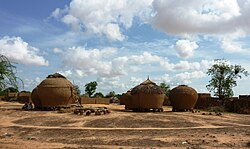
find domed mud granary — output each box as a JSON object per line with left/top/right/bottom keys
{"left": 31, "top": 73, "right": 74, "bottom": 110}
{"left": 119, "top": 90, "right": 131, "bottom": 105}
{"left": 31, "top": 87, "right": 42, "bottom": 109}
{"left": 129, "top": 77, "right": 165, "bottom": 112}
{"left": 169, "top": 85, "right": 198, "bottom": 112}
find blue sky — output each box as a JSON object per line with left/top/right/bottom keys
{"left": 0, "top": 0, "right": 249, "bottom": 96}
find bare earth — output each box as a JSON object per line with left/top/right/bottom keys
{"left": 0, "top": 101, "right": 249, "bottom": 149}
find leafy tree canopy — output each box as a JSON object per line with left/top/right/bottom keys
{"left": 105, "top": 91, "right": 115, "bottom": 98}
{"left": 84, "top": 81, "right": 97, "bottom": 97}
{"left": 0, "top": 54, "right": 21, "bottom": 91}
{"left": 206, "top": 59, "right": 249, "bottom": 100}
{"left": 93, "top": 92, "right": 104, "bottom": 98}
{"left": 160, "top": 82, "right": 170, "bottom": 96}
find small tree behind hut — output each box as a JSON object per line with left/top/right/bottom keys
{"left": 73, "top": 85, "right": 81, "bottom": 96}
{"left": 94, "top": 92, "right": 104, "bottom": 98}
{"left": 84, "top": 81, "right": 97, "bottom": 97}
{"left": 160, "top": 82, "right": 170, "bottom": 96}
{"left": 206, "top": 59, "right": 249, "bottom": 100}
{"left": 105, "top": 91, "right": 116, "bottom": 98}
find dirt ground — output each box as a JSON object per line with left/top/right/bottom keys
{"left": 0, "top": 101, "right": 250, "bottom": 149}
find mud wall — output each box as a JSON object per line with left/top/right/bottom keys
{"left": 17, "top": 92, "right": 32, "bottom": 103}
{"left": 80, "top": 97, "right": 110, "bottom": 105}
{"left": 2, "top": 92, "right": 31, "bottom": 103}
{"left": 195, "top": 93, "right": 250, "bottom": 114}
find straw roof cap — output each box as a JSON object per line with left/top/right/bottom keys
{"left": 131, "top": 78, "right": 164, "bottom": 95}
{"left": 38, "top": 73, "right": 72, "bottom": 88}
{"left": 47, "top": 73, "right": 66, "bottom": 79}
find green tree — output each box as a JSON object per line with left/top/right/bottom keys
{"left": 73, "top": 85, "right": 81, "bottom": 96}
{"left": 84, "top": 81, "right": 97, "bottom": 97}
{"left": 105, "top": 91, "right": 115, "bottom": 98}
{"left": 0, "top": 55, "right": 20, "bottom": 91}
{"left": 160, "top": 82, "right": 170, "bottom": 96}
{"left": 206, "top": 59, "right": 249, "bottom": 100}
{"left": 93, "top": 92, "right": 104, "bottom": 98}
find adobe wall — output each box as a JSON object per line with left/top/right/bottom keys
{"left": 195, "top": 93, "right": 250, "bottom": 114}
{"left": 80, "top": 97, "right": 110, "bottom": 105}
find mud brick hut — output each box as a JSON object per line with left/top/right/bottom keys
{"left": 170, "top": 85, "right": 198, "bottom": 112}
{"left": 31, "top": 73, "right": 75, "bottom": 110}
{"left": 127, "top": 77, "right": 165, "bottom": 112}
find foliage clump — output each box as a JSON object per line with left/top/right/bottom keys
{"left": 0, "top": 54, "right": 21, "bottom": 93}
{"left": 206, "top": 59, "right": 249, "bottom": 100}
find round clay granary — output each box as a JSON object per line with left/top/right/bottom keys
{"left": 119, "top": 90, "right": 131, "bottom": 105}
{"left": 31, "top": 73, "right": 74, "bottom": 109}
{"left": 169, "top": 85, "right": 198, "bottom": 111}
{"left": 130, "top": 78, "right": 165, "bottom": 110}
{"left": 31, "top": 87, "right": 42, "bottom": 109}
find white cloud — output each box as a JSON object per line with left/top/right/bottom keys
{"left": 175, "top": 71, "right": 206, "bottom": 80}
{"left": 59, "top": 48, "right": 165, "bottom": 78}
{"left": 53, "top": 48, "right": 63, "bottom": 53}
{"left": 160, "top": 59, "right": 213, "bottom": 72}
{"left": 61, "top": 14, "right": 82, "bottom": 31}
{"left": 221, "top": 39, "right": 243, "bottom": 53}
{"left": 218, "top": 31, "right": 250, "bottom": 54}
{"left": 0, "top": 36, "right": 49, "bottom": 66}
{"left": 130, "top": 77, "right": 143, "bottom": 85}
{"left": 56, "top": 45, "right": 215, "bottom": 92}
{"left": 130, "top": 52, "right": 162, "bottom": 64}
{"left": 174, "top": 39, "right": 199, "bottom": 58}
{"left": 97, "top": 77, "right": 128, "bottom": 94}
{"left": 23, "top": 77, "right": 42, "bottom": 90}
{"left": 62, "top": 47, "right": 113, "bottom": 77}
{"left": 52, "top": 0, "right": 153, "bottom": 41}
{"left": 152, "top": 0, "right": 243, "bottom": 35}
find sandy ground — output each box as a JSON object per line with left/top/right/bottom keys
{"left": 0, "top": 101, "right": 250, "bottom": 149}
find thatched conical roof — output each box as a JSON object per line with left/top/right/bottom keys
{"left": 131, "top": 78, "right": 164, "bottom": 95}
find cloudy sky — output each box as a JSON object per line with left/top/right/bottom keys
{"left": 0, "top": 0, "right": 250, "bottom": 96}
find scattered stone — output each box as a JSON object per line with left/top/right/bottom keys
{"left": 106, "top": 109, "right": 111, "bottom": 114}
{"left": 95, "top": 110, "right": 101, "bottom": 115}
{"left": 86, "top": 110, "right": 91, "bottom": 116}
{"left": 1, "top": 133, "right": 13, "bottom": 138}
{"left": 27, "top": 137, "right": 36, "bottom": 140}
{"left": 90, "top": 108, "right": 95, "bottom": 113}
{"left": 216, "top": 113, "right": 222, "bottom": 116}
{"left": 73, "top": 109, "right": 79, "bottom": 114}
{"left": 73, "top": 107, "right": 110, "bottom": 116}
{"left": 79, "top": 109, "right": 84, "bottom": 115}
{"left": 22, "top": 103, "right": 33, "bottom": 110}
